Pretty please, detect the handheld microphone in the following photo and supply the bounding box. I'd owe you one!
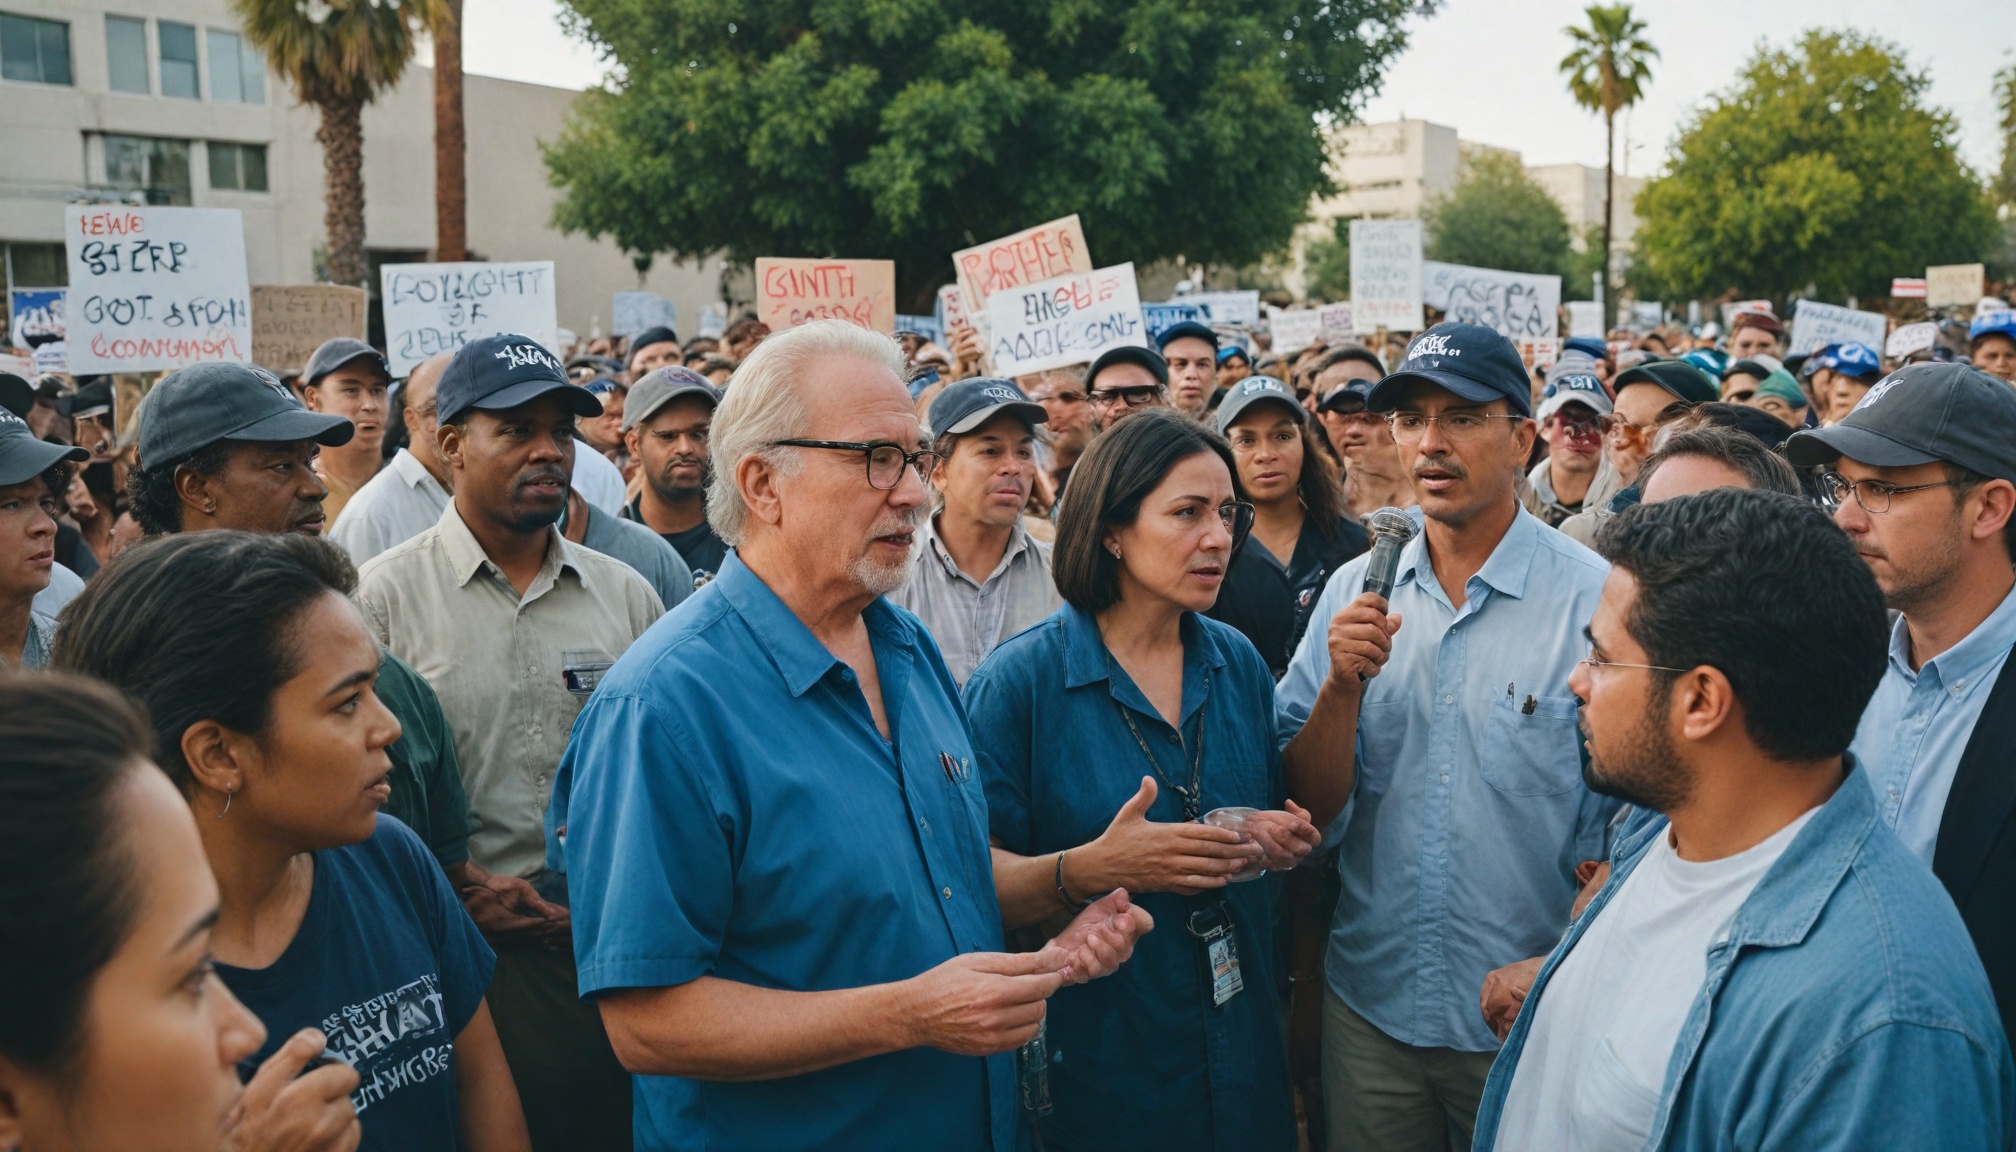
[1361,507,1417,601]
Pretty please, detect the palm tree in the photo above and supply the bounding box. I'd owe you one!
[234,0,442,286]
[1560,4,1657,313]
[433,0,466,262]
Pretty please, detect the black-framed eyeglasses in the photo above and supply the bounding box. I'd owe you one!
[1819,471,1960,515]
[771,439,944,490]
[1220,500,1257,553]
[1088,385,1165,409]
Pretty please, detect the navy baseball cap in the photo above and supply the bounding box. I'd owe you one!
[1564,337,1609,360]
[1217,345,1252,367]
[928,377,1048,437]
[1801,343,1882,381]
[1612,359,1719,405]
[1156,321,1218,351]
[140,362,353,467]
[1215,376,1303,434]
[1785,363,2016,482]
[437,334,602,426]
[301,338,389,388]
[0,409,87,486]
[628,326,680,358]
[1365,322,1533,417]
[623,366,719,432]
[1317,377,1376,414]
[1087,345,1169,389]
[0,372,31,420]
[56,378,112,420]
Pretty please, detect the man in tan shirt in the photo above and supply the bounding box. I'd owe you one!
[357,333,661,1152]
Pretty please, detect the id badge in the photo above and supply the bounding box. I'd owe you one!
[1187,903,1244,1007]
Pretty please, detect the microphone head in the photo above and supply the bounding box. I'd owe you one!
[1367,507,1417,542]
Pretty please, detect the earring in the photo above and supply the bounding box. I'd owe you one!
[217,787,234,818]
[1109,545,1121,558]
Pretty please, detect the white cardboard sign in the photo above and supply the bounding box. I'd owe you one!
[1421,261,1560,340]
[1787,300,1888,358]
[1349,219,1424,333]
[380,261,558,376]
[65,205,252,373]
[985,263,1148,377]
[1265,306,1324,354]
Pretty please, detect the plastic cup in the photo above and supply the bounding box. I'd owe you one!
[1200,807,1268,883]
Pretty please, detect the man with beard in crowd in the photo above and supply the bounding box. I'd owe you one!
[622,366,729,585]
[357,334,663,1152]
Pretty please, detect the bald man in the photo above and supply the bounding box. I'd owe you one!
[329,352,455,565]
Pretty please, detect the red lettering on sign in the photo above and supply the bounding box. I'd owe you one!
[76,211,147,237]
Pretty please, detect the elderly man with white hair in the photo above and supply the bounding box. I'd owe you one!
[548,320,1151,1151]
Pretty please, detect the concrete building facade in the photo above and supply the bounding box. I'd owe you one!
[1,0,721,349]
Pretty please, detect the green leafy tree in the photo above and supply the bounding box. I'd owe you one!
[1635,31,1996,303]
[1560,3,1656,308]
[1302,219,1351,302]
[544,0,1432,310]
[1424,152,1572,279]
[235,0,440,285]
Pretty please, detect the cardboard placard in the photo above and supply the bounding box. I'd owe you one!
[1566,300,1605,339]
[1926,264,1986,308]
[1885,321,1938,360]
[379,261,558,376]
[1318,302,1354,344]
[8,288,64,352]
[895,314,943,346]
[1173,290,1262,328]
[612,291,677,339]
[65,206,252,373]
[1265,306,1324,354]
[1890,278,1928,299]
[1787,300,1888,357]
[250,285,368,375]
[1349,219,1424,333]
[1421,261,1560,340]
[985,263,1148,377]
[953,216,1093,309]
[1143,303,1205,341]
[755,258,896,334]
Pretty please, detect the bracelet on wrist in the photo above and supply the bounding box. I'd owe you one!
[1054,850,1091,911]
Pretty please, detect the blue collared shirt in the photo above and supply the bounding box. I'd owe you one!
[548,553,1016,1152]
[1850,583,2016,862]
[1474,764,2015,1151]
[1276,506,1615,1052]
[964,605,1296,1152]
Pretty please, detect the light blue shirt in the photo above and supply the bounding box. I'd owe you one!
[1850,584,2016,862]
[1277,506,1615,1052]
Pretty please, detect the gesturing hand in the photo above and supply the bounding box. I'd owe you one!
[454,863,569,944]
[1242,801,1322,872]
[1324,592,1401,687]
[1075,778,1262,898]
[1046,889,1155,984]
[905,951,1069,1056]
[1479,956,1545,1041]
[228,1028,360,1152]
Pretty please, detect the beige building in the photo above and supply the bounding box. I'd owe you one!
[0,0,720,348]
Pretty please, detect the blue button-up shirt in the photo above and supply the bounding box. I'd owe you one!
[1277,506,1615,1052]
[1474,764,2015,1151]
[1850,584,2016,862]
[964,605,1295,1151]
[549,553,1016,1152]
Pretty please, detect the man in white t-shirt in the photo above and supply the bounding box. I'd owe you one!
[1477,488,2013,1152]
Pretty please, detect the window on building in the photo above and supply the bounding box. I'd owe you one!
[205,28,262,104]
[0,12,72,85]
[208,141,268,192]
[4,243,68,289]
[102,134,193,205]
[157,19,196,98]
[105,14,147,93]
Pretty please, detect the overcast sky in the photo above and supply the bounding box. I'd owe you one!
[458,0,2014,176]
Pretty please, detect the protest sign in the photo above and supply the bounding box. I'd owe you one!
[1630,302,1663,331]
[895,314,943,346]
[986,263,1148,377]
[1566,300,1604,339]
[1519,339,1560,370]
[1885,322,1937,360]
[1349,219,1424,333]
[953,216,1092,309]
[612,292,677,339]
[937,283,975,333]
[65,206,251,373]
[1142,303,1204,341]
[1421,261,1560,340]
[0,352,28,377]
[250,285,367,375]
[1265,306,1324,354]
[755,258,896,334]
[8,288,64,352]
[1172,290,1262,327]
[1318,302,1353,344]
[1787,300,1888,357]
[1926,264,1986,308]
[379,261,557,376]
[1891,278,1928,299]
[32,343,67,374]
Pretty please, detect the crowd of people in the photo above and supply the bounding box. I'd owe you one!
[3,284,2016,1152]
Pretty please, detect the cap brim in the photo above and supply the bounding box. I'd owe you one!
[1537,393,1610,421]
[0,437,89,486]
[1783,425,1940,469]
[1366,369,1512,413]
[227,409,356,448]
[1217,393,1304,434]
[624,385,719,432]
[468,379,604,419]
[946,400,1048,435]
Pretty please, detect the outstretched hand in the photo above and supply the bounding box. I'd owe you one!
[1045,889,1154,984]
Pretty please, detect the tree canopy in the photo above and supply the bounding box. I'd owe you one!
[1424,151,1573,280]
[543,0,1432,309]
[1632,30,1996,304]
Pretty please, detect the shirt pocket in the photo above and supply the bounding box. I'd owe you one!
[1478,694,1583,797]
[1568,1037,1661,1150]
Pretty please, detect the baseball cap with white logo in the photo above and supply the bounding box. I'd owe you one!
[1364,322,1534,418]
[1215,375,1305,435]
[927,377,1049,438]
[1785,362,2016,482]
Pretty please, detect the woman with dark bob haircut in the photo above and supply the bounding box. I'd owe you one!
[963,408,1320,1150]
[53,531,532,1152]
[0,673,360,1151]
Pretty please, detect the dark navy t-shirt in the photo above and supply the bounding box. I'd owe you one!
[219,817,495,1151]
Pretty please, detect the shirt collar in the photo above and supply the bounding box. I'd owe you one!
[924,514,1034,584]
[1059,601,1229,690]
[392,448,446,494]
[1391,503,1543,601]
[435,501,575,590]
[1719,755,1879,950]
[1889,580,2016,690]
[712,552,912,698]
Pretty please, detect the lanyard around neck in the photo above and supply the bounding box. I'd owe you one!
[1113,672,1209,822]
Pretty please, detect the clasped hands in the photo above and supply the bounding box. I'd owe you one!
[1064,776,1322,899]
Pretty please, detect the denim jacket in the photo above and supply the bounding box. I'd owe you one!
[1474,763,2016,1151]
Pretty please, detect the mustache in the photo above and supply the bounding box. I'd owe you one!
[870,505,927,538]
[512,467,568,491]
[1413,453,1468,480]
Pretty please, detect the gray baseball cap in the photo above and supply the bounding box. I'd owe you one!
[140,362,354,467]
[301,338,390,388]
[0,409,87,486]
[1784,362,2016,481]
[1214,375,1303,435]
[623,366,720,432]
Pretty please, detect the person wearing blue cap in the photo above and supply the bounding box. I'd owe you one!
[357,332,664,1152]
[888,377,1061,686]
[1158,320,1220,422]
[1803,342,1883,425]
[1217,343,1254,391]
[0,406,86,667]
[1275,322,1614,1152]
[1971,308,2016,383]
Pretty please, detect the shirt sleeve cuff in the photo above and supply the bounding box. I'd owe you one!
[577,956,716,1001]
